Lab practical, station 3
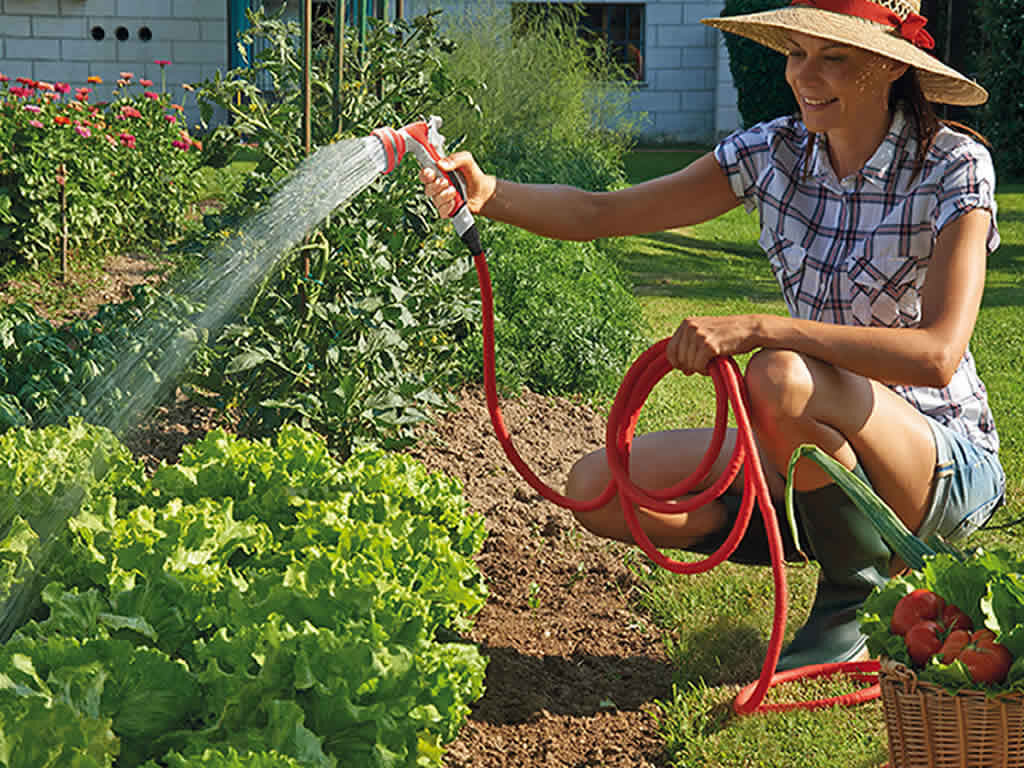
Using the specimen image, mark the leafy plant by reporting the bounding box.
[0,287,204,435]
[976,0,1024,177]
[719,0,797,128]
[187,8,480,459]
[0,422,488,767]
[458,222,648,398]
[440,1,639,190]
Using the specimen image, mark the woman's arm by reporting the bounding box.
[667,208,991,388]
[424,151,742,241]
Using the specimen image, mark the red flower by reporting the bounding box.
[119,132,137,148]
[144,91,160,100]
[154,59,171,67]
[54,115,71,125]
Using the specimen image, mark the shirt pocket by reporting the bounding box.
[846,240,922,327]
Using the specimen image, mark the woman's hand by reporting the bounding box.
[666,315,765,374]
[418,151,496,217]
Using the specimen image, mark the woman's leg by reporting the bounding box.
[743,348,938,668]
[743,348,937,533]
[564,426,787,548]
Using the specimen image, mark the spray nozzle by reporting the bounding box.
[365,116,480,255]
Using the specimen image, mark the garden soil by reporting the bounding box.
[31,256,675,768]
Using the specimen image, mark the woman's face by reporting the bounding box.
[784,31,907,135]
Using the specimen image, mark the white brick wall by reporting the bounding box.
[405,0,742,144]
[0,0,228,128]
[0,0,744,144]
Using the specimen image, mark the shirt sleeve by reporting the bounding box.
[713,122,776,214]
[934,140,1000,254]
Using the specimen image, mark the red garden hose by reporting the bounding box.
[471,250,881,714]
[365,118,881,714]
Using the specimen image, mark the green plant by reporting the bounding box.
[0,287,204,434]
[976,0,1024,177]
[0,70,203,271]
[0,422,487,767]
[719,0,797,128]
[439,1,639,190]
[458,222,648,398]
[187,9,481,458]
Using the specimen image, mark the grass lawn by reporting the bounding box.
[607,149,1024,768]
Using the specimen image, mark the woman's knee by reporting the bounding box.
[744,348,814,423]
[565,449,609,504]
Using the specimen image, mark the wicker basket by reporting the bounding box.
[880,658,1024,767]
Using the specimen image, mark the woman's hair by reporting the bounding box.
[800,68,990,181]
[892,69,991,180]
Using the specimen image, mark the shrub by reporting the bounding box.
[975,0,1024,178]
[438,1,640,190]
[190,9,481,459]
[719,0,797,128]
[0,70,203,271]
[458,223,648,398]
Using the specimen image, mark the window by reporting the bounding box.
[513,3,646,81]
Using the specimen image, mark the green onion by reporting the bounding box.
[784,444,964,571]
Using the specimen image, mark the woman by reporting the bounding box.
[420,0,1005,671]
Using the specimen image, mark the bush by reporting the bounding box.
[189,9,481,459]
[0,69,203,271]
[458,223,648,398]
[439,1,640,189]
[975,0,1024,178]
[719,0,797,128]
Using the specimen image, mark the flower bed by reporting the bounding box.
[0,64,203,271]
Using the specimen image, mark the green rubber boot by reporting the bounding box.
[775,463,890,672]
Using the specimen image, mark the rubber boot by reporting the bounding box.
[775,463,890,672]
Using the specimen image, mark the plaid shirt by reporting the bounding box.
[714,109,1000,454]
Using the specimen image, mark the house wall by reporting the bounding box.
[403,0,740,144]
[0,0,227,127]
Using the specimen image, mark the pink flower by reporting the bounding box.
[154,59,171,67]
[119,72,134,80]
[119,132,137,148]
[55,82,70,93]
[171,139,189,150]
[139,78,153,87]
[23,104,42,113]
[9,86,30,98]
[120,106,142,119]
[164,114,177,123]
[29,119,43,129]
[144,91,160,100]
[75,124,92,138]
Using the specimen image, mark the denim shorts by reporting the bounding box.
[688,417,1005,564]
[916,417,1006,544]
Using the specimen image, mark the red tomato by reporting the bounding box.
[941,604,973,633]
[905,620,945,666]
[957,630,1014,685]
[939,628,971,664]
[891,589,945,636]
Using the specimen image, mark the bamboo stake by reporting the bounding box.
[58,163,69,282]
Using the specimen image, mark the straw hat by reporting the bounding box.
[702,0,988,106]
